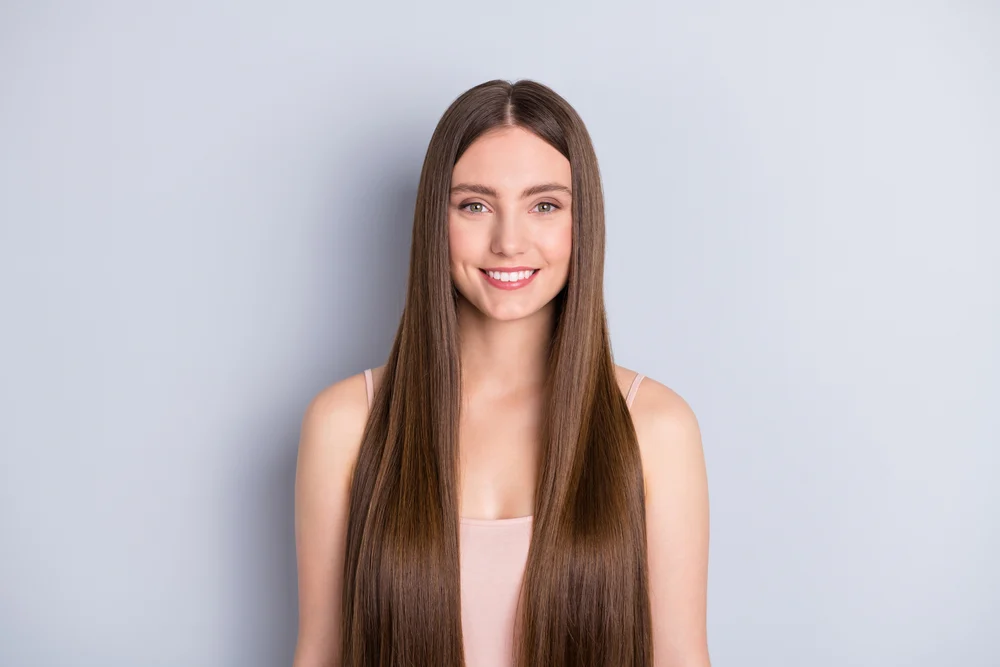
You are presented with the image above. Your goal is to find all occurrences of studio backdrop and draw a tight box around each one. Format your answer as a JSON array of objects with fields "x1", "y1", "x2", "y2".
[{"x1": 1, "y1": 2, "x2": 997, "y2": 666}]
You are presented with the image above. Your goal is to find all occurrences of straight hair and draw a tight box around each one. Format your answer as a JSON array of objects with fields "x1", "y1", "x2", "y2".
[{"x1": 340, "y1": 79, "x2": 652, "y2": 666}]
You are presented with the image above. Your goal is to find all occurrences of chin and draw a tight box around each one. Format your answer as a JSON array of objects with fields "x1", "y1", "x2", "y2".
[
  {"x1": 453, "y1": 281, "x2": 558, "y2": 322},
  {"x1": 484, "y1": 298, "x2": 556, "y2": 322},
  {"x1": 485, "y1": 308, "x2": 535, "y2": 322}
]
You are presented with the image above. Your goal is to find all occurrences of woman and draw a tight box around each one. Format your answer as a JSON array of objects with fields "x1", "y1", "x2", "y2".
[{"x1": 293, "y1": 79, "x2": 710, "y2": 667}]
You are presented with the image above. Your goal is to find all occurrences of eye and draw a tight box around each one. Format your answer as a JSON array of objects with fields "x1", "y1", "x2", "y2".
[
  {"x1": 534, "y1": 201, "x2": 560, "y2": 214},
  {"x1": 459, "y1": 202, "x2": 489, "y2": 214}
]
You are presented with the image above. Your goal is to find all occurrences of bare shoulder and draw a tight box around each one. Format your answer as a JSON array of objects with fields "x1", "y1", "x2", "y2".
[
  {"x1": 292, "y1": 368, "x2": 374, "y2": 664},
  {"x1": 617, "y1": 370, "x2": 711, "y2": 663},
  {"x1": 628, "y1": 373, "x2": 701, "y2": 446},
  {"x1": 614, "y1": 366, "x2": 705, "y2": 494},
  {"x1": 302, "y1": 365, "x2": 385, "y2": 440},
  {"x1": 295, "y1": 363, "x2": 387, "y2": 501},
  {"x1": 299, "y1": 370, "x2": 371, "y2": 460}
]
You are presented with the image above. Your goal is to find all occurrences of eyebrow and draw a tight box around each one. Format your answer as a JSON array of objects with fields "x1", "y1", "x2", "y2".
[{"x1": 450, "y1": 182, "x2": 572, "y2": 199}]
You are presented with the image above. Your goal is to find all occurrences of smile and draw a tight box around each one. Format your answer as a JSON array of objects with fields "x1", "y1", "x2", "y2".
[{"x1": 479, "y1": 268, "x2": 538, "y2": 290}]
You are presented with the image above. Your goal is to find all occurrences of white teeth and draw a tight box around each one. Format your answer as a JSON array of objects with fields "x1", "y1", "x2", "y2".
[{"x1": 486, "y1": 269, "x2": 535, "y2": 282}]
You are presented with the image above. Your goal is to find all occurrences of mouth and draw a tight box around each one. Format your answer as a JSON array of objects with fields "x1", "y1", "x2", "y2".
[{"x1": 479, "y1": 268, "x2": 539, "y2": 290}]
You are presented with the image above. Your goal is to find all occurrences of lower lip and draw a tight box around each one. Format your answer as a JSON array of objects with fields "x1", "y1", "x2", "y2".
[{"x1": 480, "y1": 269, "x2": 539, "y2": 290}]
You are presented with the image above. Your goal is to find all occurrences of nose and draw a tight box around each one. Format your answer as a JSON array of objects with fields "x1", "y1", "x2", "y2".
[{"x1": 490, "y1": 207, "x2": 527, "y2": 257}]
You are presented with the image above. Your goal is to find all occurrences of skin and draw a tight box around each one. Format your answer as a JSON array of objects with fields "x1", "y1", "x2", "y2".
[{"x1": 293, "y1": 126, "x2": 711, "y2": 667}]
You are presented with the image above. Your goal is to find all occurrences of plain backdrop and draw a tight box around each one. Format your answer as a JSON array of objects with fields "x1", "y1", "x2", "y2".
[{"x1": 1, "y1": 2, "x2": 997, "y2": 666}]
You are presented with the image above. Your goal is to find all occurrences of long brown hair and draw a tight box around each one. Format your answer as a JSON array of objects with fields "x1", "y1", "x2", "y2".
[{"x1": 340, "y1": 79, "x2": 652, "y2": 666}]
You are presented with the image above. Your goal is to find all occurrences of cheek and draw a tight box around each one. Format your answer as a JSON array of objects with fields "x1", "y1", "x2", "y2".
[
  {"x1": 448, "y1": 220, "x2": 473, "y2": 263},
  {"x1": 448, "y1": 219, "x2": 485, "y2": 281},
  {"x1": 538, "y1": 222, "x2": 573, "y2": 265}
]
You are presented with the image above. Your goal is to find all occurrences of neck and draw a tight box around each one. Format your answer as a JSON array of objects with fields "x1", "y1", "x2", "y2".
[{"x1": 456, "y1": 296, "x2": 556, "y2": 398}]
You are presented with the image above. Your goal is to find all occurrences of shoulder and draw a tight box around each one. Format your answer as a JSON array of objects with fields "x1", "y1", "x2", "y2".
[
  {"x1": 627, "y1": 371, "x2": 700, "y2": 446},
  {"x1": 614, "y1": 366, "x2": 705, "y2": 497},
  {"x1": 620, "y1": 370, "x2": 711, "y2": 662},
  {"x1": 293, "y1": 369, "x2": 375, "y2": 662},
  {"x1": 614, "y1": 364, "x2": 693, "y2": 417},
  {"x1": 297, "y1": 368, "x2": 374, "y2": 476},
  {"x1": 302, "y1": 370, "x2": 369, "y2": 433}
]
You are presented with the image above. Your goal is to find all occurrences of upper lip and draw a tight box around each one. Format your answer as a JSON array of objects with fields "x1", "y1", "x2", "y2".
[{"x1": 481, "y1": 266, "x2": 537, "y2": 272}]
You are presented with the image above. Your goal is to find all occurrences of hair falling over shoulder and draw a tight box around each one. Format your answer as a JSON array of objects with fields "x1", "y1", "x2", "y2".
[{"x1": 339, "y1": 79, "x2": 653, "y2": 667}]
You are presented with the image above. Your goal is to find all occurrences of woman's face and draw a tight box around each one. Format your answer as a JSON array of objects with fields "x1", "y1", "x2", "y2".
[{"x1": 448, "y1": 125, "x2": 573, "y2": 322}]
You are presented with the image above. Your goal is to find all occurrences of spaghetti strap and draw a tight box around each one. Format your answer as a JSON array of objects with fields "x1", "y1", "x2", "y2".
[
  {"x1": 363, "y1": 368, "x2": 374, "y2": 410},
  {"x1": 625, "y1": 372, "x2": 645, "y2": 409}
]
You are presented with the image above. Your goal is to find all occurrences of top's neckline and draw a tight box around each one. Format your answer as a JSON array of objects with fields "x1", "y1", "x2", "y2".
[{"x1": 460, "y1": 515, "x2": 534, "y2": 526}]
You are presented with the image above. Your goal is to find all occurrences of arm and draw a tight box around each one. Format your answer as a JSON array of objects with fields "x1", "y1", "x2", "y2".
[
  {"x1": 292, "y1": 375, "x2": 368, "y2": 667},
  {"x1": 635, "y1": 380, "x2": 711, "y2": 667}
]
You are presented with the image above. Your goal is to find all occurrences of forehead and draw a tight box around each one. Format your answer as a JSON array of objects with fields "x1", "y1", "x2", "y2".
[{"x1": 452, "y1": 126, "x2": 571, "y2": 191}]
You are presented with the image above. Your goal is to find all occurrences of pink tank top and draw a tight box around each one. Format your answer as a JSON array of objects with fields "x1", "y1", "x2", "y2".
[{"x1": 363, "y1": 368, "x2": 645, "y2": 667}]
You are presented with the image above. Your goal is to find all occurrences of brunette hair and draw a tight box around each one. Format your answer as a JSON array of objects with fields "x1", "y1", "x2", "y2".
[{"x1": 340, "y1": 79, "x2": 652, "y2": 666}]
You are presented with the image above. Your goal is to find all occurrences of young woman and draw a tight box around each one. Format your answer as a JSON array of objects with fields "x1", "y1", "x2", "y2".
[{"x1": 293, "y1": 79, "x2": 710, "y2": 667}]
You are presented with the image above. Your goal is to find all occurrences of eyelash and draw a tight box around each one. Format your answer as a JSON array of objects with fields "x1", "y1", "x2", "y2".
[{"x1": 459, "y1": 201, "x2": 561, "y2": 215}]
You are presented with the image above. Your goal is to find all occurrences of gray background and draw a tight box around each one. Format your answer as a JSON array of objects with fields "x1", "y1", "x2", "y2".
[{"x1": 1, "y1": 1, "x2": 997, "y2": 665}]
